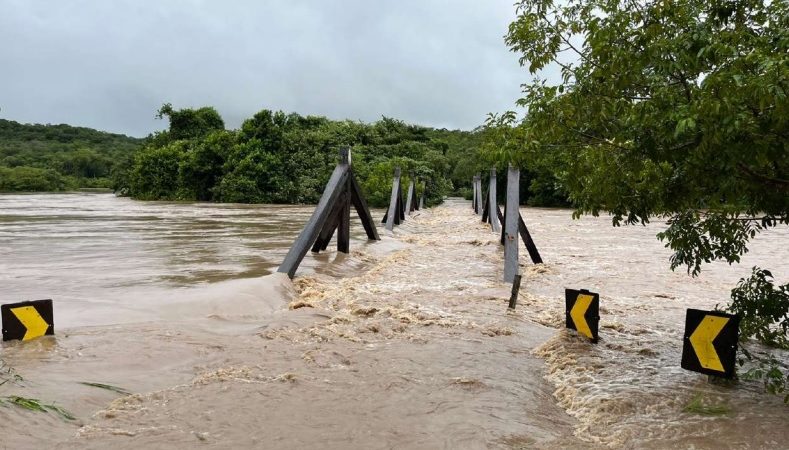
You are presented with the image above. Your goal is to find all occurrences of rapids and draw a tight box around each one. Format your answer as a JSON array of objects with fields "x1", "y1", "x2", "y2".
[{"x1": 0, "y1": 193, "x2": 786, "y2": 448}]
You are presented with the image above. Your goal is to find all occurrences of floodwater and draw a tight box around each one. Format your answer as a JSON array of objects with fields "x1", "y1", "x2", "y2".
[{"x1": 0, "y1": 193, "x2": 786, "y2": 448}]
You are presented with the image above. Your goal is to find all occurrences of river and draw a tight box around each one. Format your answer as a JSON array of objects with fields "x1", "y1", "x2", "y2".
[{"x1": 0, "y1": 192, "x2": 786, "y2": 448}]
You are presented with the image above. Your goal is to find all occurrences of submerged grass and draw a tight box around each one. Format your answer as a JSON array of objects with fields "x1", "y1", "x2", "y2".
[
  {"x1": 0, "y1": 358, "x2": 24, "y2": 387},
  {"x1": 0, "y1": 395, "x2": 76, "y2": 420},
  {"x1": 79, "y1": 381, "x2": 131, "y2": 395},
  {"x1": 683, "y1": 394, "x2": 732, "y2": 416}
]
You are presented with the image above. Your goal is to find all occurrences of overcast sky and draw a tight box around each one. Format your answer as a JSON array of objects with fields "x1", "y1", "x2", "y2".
[{"x1": 0, "y1": 0, "x2": 531, "y2": 137}]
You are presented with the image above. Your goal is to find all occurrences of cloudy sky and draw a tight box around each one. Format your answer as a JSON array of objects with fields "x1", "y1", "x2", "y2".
[{"x1": 0, "y1": 0, "x2": 531, "y2": 137}]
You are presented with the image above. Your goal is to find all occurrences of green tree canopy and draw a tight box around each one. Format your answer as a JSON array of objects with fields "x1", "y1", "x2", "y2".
[
  {"x1": 495, "y1": 0, "x2": 788, "y2": 397},
  {"x1": 499, "y1": 0, "x2": 787, "y2": 272}
]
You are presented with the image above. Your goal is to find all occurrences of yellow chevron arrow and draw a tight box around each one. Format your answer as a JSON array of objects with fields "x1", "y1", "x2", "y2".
[
  {"x1": 571, "y1": 293, "x2": 594, "y2": 339},
  {"x1": 10, "y1": 306, "x2": 50, "y2": 340},
  {"x1": 689, "y1": 315, "x2": 729, "y2": 372}
]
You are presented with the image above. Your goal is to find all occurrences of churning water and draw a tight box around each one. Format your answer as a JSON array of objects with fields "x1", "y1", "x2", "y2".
[{"x1": 0, "y1": 193, "x2": 786, "y2": 448}]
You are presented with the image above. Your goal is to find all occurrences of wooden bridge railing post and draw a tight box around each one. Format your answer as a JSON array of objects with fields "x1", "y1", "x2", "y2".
[
  {"x1": 385, "y1": 167, "x2": 401, "y2": 231},
  {"x1": 405, "y1": 173, "x2": 415, "y2": 215},
  {"x1": 472, "y1": 176, "x2": 478, "y2": 212},
  {"x1": 278, "y1": 150, "x2": 350, "y2": 278},
  {"x1": 503, "y1": 164, "x2": 520, "y2": 283},
  {"x1": 278, "y1": 146, "x2": 379, "y2": 279},
  {"x1": 488, "y1": 168, "x2": 500, "y2": 232},
  {"x1": 477, "y1": 175, "x2": 483, "y2": 215}
]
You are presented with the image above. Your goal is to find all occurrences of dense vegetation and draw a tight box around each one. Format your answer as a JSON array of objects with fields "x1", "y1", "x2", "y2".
[
  {"x1": 122, "y1": 104, "x2": 498, "y2": 207},
  {"x1": 0, "y1": 119, "x2": 142, "y2": 191},
  {"x1": 0, "y1": 108, "x2": 570, "y2": 208},
  {"x1": 491, "y1": 0, "x2": 788, "y2": 397}
]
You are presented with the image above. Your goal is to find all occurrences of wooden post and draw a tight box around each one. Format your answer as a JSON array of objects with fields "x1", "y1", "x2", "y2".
[
  {"x1": 498, "y1": 203, "x2": 505, "y2": 244},
  {"x1": 477, "y1": 175, "x2": 484, "y2": 215},
  {"x1": 413, "y1": 177, "x2": 420, "y2": 211},
  {"x1": 311, "y1": 194, "x2": 344, "y2": 252},
  {"x1": 349, "y1": 173, "x2": 379, "y2": 240},
  {"x1": 488, "y1": 168, "x2": 500, "y2": 232},
  {"x1": 278, "y1": 153, "x2": 350, "y2": 279},
  {"x1": 472, "y1": 176, "x2": 478, "y2": 211},
  {"x1": 518, "y1": 215, "x2": 543, "y2": 264},
  {"x1": 397, "y1": 182, "x2": 405, "y2": 222},
  {"x1": 336, "y1": 147, "x2": 351, "y2": 253},
  {"x1": 404, "y1": 174, "x2": 415, "y2": 215},
  {"x1": 481, "y1": 188, "x2": 489, "y2": 223},
  {"x1": 278, "y1": 147, "x2": 380, "y2": 278},
  {"x1": 508, "y1": 274, "x2": 522, "y2": 310},
  {"x1": 385, "y1": 167, "x2": 401, "y2": 231},
  {"x1": 504, "y1": 165, "x2": 520, "y2": 283}
]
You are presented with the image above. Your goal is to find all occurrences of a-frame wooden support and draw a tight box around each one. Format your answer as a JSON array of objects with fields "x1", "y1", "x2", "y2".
[
  {"x1": 477, "y1": 169, "x2": 542, "y2": 264},
  {"x1": 278, "y1": 147, "x2": 380, "y2": 279},
  {"x1": 496, "y1": 203, "x2": 543, "y2": 264}
]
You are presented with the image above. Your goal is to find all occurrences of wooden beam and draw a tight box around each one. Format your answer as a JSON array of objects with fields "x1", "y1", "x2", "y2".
[
  {"x1": 497, "y1": 203, "x2": 505, "y2": 244},
  {"x1": 397, "y1": 182, "x2": 405, "y2": 222},
  {"x1": 337, "y1": 176, "x2": 351, "y2": 253},
  {"x1": 278, "y1": 162, "x2": 350, "y2": 279},
  {"x1": 413, "y1": 177, "x2": 420, "y2": 211},
  {"x1": 311, "y1": 193, "x2": 344, "y2": 252},
  {"x1": 481, "y1": 188, "x2": 489, "y2": 223},
  {"x1": 349, "y1": 171, "x2": 380, "y2": 240},
  {"x1": 404, "y1": 176, "x2": 415, "y2": 215},
  {"x1": 508, "y1": 274, "x2": 522, "y2": 310},
  {"x1": 503, "y1": 165, "x2": 520, "y2": 283},
  {"x1": 488, "y1": 168, "x2": 500, "y2": 232},
  {"x1": 518, "y1": 215, "x2": 543, "y2": 264},
  {"x1": 385, "y1": 167, "x2": 401, "y2": 231},
  {"x1": 476, "y1": 176, "x2": 483, "y2": 215},
  {"x1": 472, "y1": 176, "x2": 479, "y2": 213}
]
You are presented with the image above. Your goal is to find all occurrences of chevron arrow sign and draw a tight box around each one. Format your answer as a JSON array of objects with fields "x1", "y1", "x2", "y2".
[
  {"x1": 565, "y1": 288, "x2": 600, "y2": 343},
  {"x1": 2, "y1": 299, "x2": 54, "y2": 341},
  {"x1": 681, "y1": 309, "x2": 740, "y2": 378}
]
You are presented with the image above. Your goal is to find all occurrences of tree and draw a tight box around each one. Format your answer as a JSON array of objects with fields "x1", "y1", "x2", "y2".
[
  {"x1": 156, "y1": 103, "x2": 225, "y2": 141},
  {"x1": 497, "y1": 0, "x2": 788, "y2": 396}
]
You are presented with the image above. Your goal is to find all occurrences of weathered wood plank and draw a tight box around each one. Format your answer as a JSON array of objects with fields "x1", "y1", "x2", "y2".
[
  {"x1": 397, "y1": 182, "x2": 405, "y2": 222},
  {"x1": 278, "y1": 164, "x2": 350, "y2": 279},
  {"x1": 488, "y1": 168, "x2": 500, "y2": 233},
  {"x1": 385, "y1": 167, "x2": 401, "y2": 231},
  {"x1": 349, "y1": 171, "x2": 380, "y2": 240},
  {"x1": 498, "y1": 203, "x2": 505, "y2": 245},
  {"x1": 518, "y1": 214, "x2": 543, "y2": 264},
  {"x1": 337, "y1": 176, "x2": 351, "y2": 253},
  {"x1": 482, "y1": 188, "x2": 489, "y2": 223},
  {"x1": 503, "y1": 165, "x2": 520, "y2": 283},
  {"x1": 404, "y1": 177, "x2": 415, "y2": 215},
  {"x1": 472, "y1": 177, "x2": 477, "y2": 213},
  {"x1": 508, "y1": 274, "x2": 522, "y2": 310},
  {"x1": 311, "y1": 194, "x2": 344, "y2": 252}
]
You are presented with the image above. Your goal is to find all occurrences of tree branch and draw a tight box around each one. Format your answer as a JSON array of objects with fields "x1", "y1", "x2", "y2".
[{"x1": 736, "y1": 163, "x2": 789, "y2": 189}]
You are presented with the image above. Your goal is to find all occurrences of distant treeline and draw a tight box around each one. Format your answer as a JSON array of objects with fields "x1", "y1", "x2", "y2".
[
  {"x1": 122, "y1": 104, "x2": 475, "y2": 207},
  {"x1": 0, "y1": 107, "x2": 570, "y2": 207},
  {"x1": 0, "y1": 119, "x2": 142, "y2": 192}
]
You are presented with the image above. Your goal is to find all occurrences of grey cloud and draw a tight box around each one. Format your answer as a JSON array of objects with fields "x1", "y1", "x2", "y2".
[{"x1": 0, "y1": 0, "x2": 530, "y2": 137}]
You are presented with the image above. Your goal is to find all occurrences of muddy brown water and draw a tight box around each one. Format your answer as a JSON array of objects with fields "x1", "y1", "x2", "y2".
[{"x1": 0, "y1": 193, "x2": 786, "y2": 449}]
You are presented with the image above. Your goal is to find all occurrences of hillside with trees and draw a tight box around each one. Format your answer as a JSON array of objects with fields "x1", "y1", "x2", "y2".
[
  {"x1": 0, "y1": 119, "x2": 142, "y2": 191},
  {"x1": 122, "y1": 104, "x2": 497, "y2": 207}
]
